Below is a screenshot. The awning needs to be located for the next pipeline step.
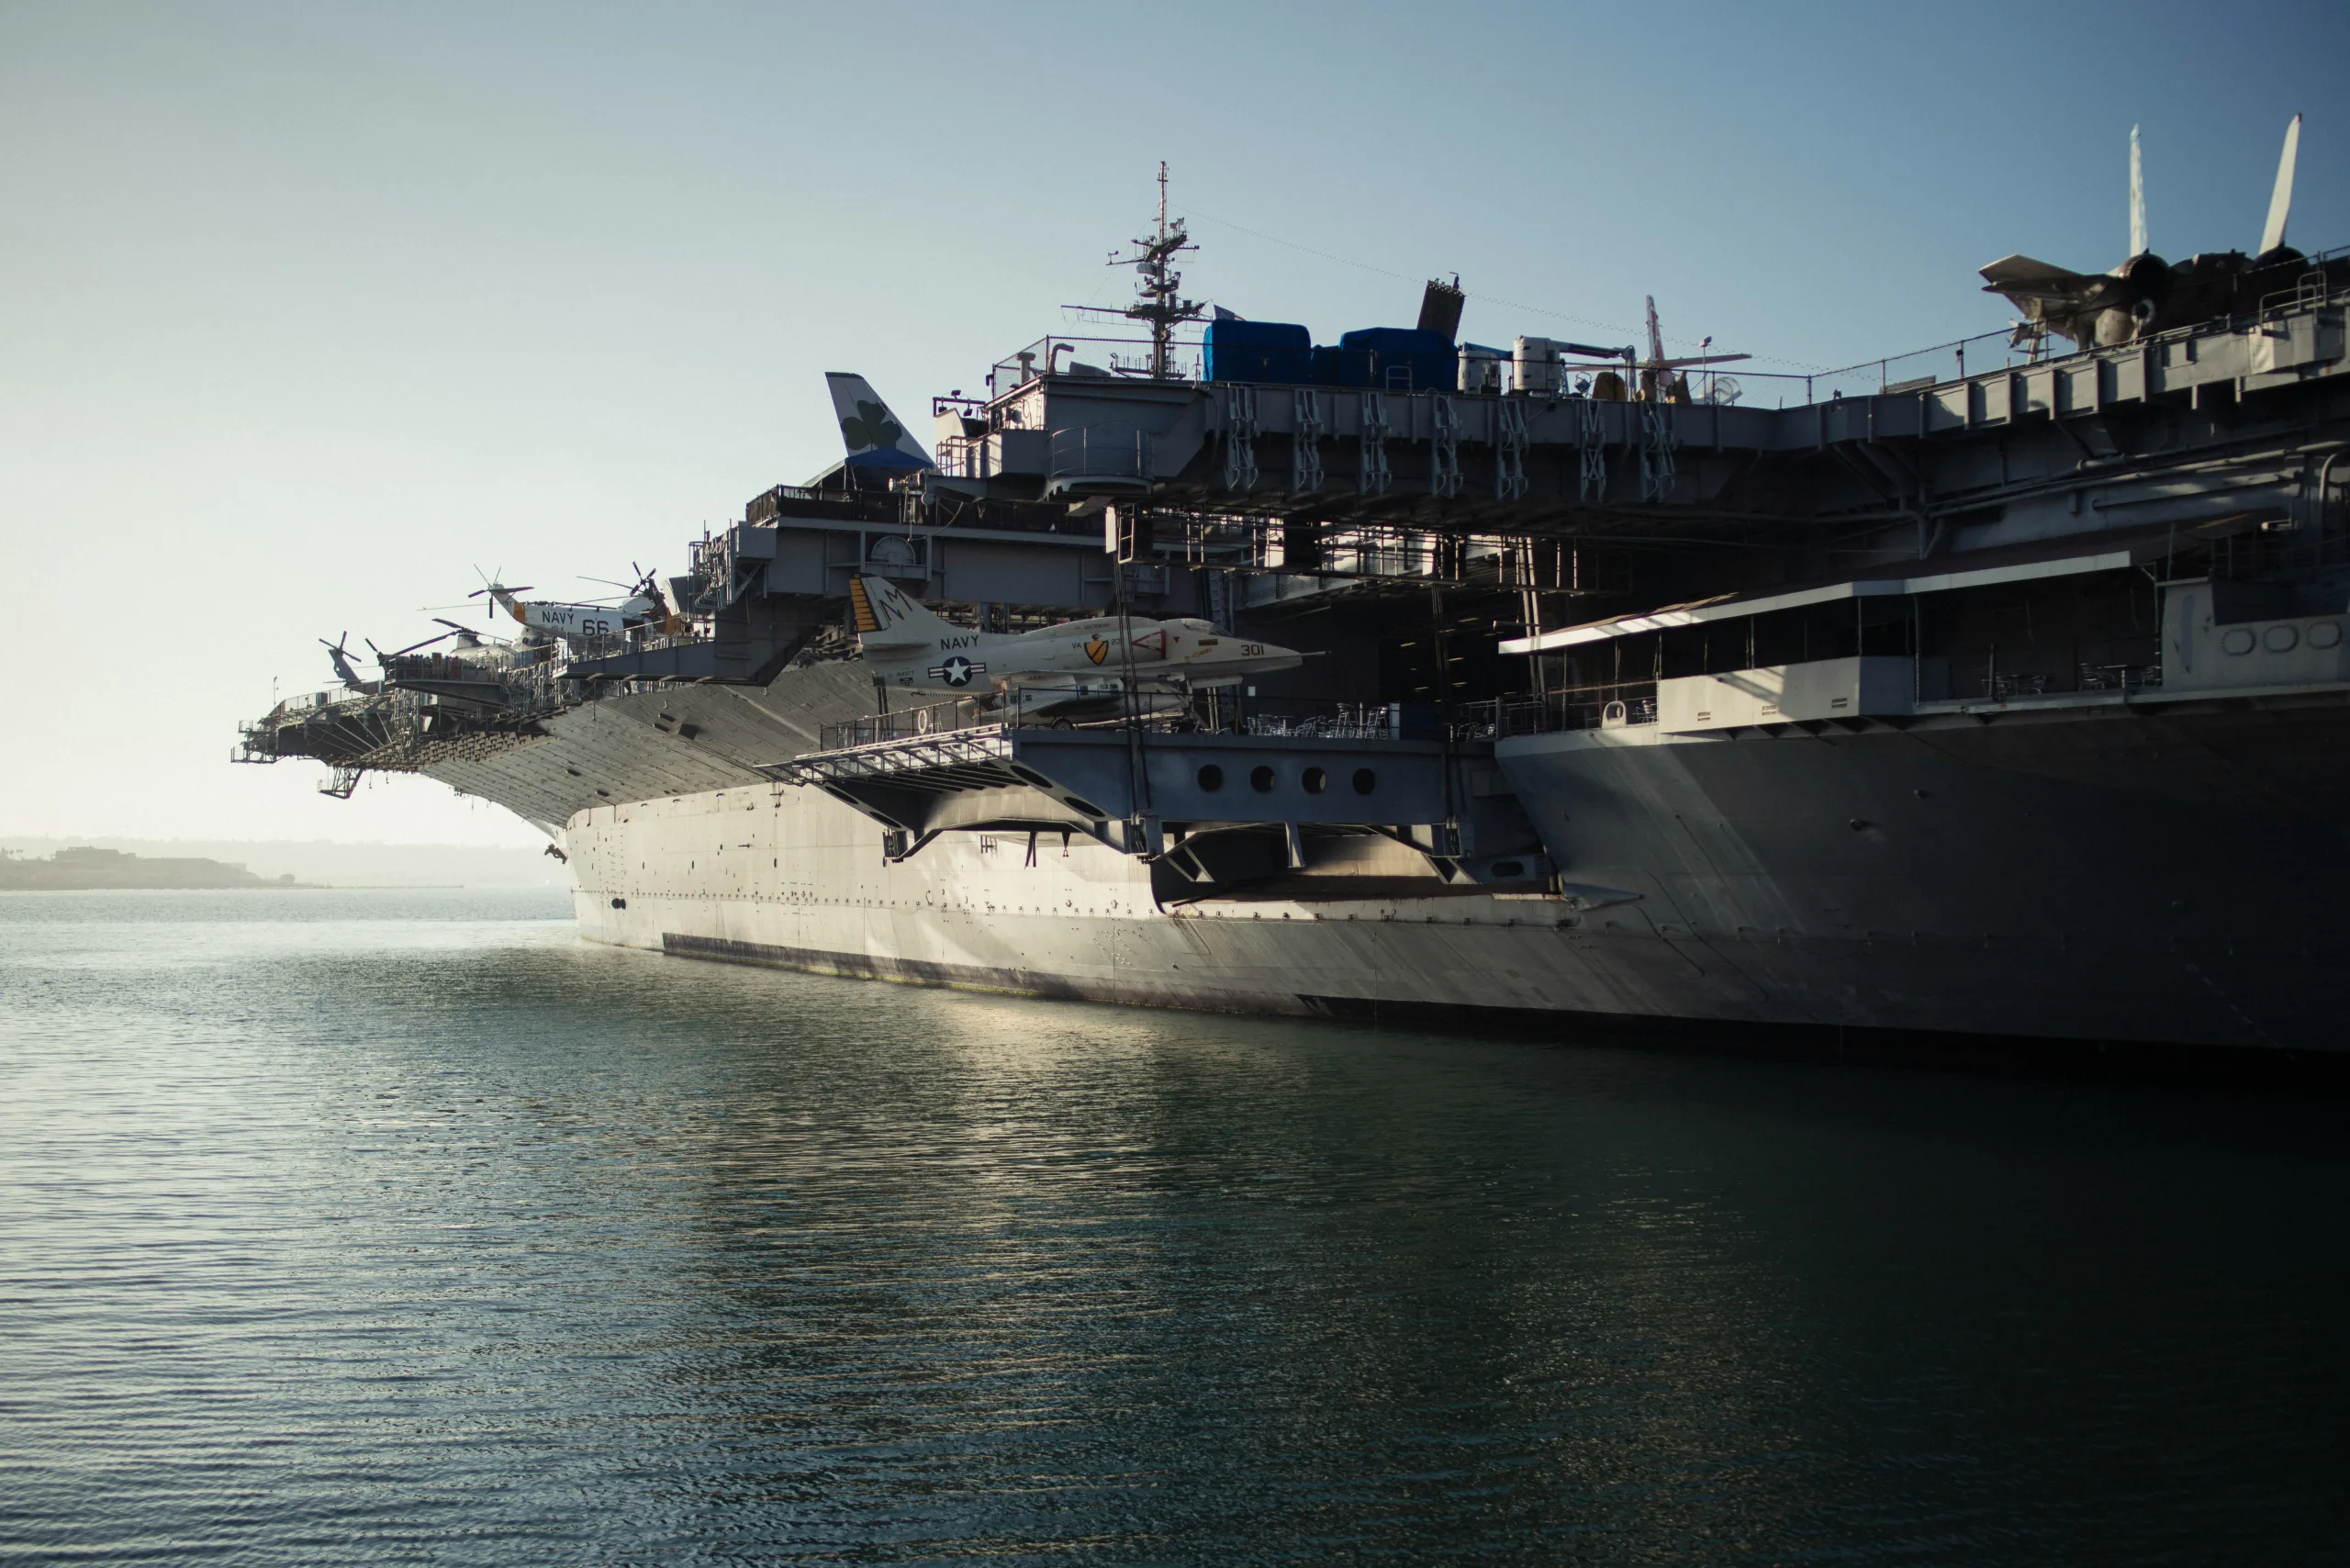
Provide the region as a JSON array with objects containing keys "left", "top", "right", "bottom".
[{"left": 1501, "top": 549, "right": 2136, "bottom": 655}]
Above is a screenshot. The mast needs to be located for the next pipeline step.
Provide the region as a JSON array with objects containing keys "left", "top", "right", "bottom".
[{"left": 1112, "top": 162, "right": 1203, "bottom": 379}]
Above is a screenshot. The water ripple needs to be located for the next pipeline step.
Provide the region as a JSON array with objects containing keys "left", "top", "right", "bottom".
[{"left": 2, "top": 889, "right": 2345, "bottom": 1564}]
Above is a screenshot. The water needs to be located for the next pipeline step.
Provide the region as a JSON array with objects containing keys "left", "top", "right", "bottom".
[{"left": 4, "top": 890, "right": 2346, "bottom": 1565}]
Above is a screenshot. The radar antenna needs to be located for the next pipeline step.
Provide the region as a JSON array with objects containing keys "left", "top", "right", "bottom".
[{"left": 1109, "top": 162, "right": 1204, "bottom": 379}]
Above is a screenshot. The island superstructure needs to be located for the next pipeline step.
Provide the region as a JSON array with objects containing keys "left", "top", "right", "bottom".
[{"left": 239, "top": 141, "right": 2350, "bottom": 1057}]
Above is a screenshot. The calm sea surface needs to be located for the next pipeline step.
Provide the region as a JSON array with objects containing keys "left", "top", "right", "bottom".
[{"left": 3, "top": 889, "right": 2346, "bottom": 1565}]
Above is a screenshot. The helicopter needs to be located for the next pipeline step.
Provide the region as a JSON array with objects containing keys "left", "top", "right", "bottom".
[
  {"left": 465, "top": 564, "right": 686, "bottom": 642},
  {"left": 319, "top": 624, "right": 487, "bottom": 689}
]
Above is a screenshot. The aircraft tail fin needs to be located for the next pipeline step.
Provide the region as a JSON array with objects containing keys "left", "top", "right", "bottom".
[
  {"left": 826, "top": 374, "right": 934, "bottom": 469},
  {"left": 2261, "top": 112, "right": 2300, "bottom": 256},
  {"left": 2130, "top": 124, "right": 2147, "bottom": 257},
  {"left": 848, "top": 575, "right": 956, "bottom": 647}
]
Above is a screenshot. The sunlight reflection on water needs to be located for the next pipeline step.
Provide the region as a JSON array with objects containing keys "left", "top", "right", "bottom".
[{"left": 3, "top": 889, "right": 2345, "bottom": 1565}]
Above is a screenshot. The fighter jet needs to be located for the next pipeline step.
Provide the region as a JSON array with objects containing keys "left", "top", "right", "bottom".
[
  {"left": 847, "top": 575, "right": 1303, "bottom": 699},
  {"left": 1981, "top": 115, "right": 2335, "bottom": 351}
]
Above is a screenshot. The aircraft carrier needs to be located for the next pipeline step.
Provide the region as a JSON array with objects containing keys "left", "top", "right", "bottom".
[{"left": 240, "top": 142, "right": 2350, "bottom": 1059}]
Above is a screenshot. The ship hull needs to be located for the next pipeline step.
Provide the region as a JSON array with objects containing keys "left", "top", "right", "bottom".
[{"left": 560, "top": 689, "right": 2350, "bottom": 1055}]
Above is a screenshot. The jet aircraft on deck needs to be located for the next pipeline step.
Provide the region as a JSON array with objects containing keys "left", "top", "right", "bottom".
[
  {"left": 1980, "top": 115, "right": 2335, "bottom": 351},
  {"left": 847, "top": 575, "right": 1303, "bottom": 700}
]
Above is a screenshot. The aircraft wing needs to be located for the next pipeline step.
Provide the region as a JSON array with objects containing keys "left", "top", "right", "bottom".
[{"left": 1977, "top": 255, "right": 2109, "bottom": 301}]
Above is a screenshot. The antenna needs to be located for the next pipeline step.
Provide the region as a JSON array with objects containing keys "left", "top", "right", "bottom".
[
  {"left": 2130, "top": 124, "right": 2147, "bottom": 257},
  {"left": 1109, "top": 161, "right": 1204, "bottom": 378},
  {"left": 2261, "top": 112, "right": 2301, "bottom": 256}
]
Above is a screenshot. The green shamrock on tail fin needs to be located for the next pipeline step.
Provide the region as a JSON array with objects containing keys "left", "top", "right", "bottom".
[{"left": 840, "top": 400, "right": 903, "bottom": 453}]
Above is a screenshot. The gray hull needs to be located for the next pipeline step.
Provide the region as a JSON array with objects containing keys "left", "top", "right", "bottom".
[
  {"left": 549, "top": 687, "right": 2350, "bottom": 1055},
  {"left": 1496, "top": 695, "right": 2350, "bottom": 1051}
]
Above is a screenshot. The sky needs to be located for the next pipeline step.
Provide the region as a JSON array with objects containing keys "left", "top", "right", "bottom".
[{"left": 5, "top": 0, "right": 2346, "bottom": 845}]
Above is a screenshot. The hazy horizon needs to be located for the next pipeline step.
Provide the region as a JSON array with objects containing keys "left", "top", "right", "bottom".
[
  {"left": 6, "top": 0, "right": 2345, "bottom": 845},
  {"left": 1, "top": 835, "right": 571, "bottom": 886}
]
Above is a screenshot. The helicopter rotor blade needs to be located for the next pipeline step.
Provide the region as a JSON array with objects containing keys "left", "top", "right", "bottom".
[
  {"left": 386, "top": 631, "right": 457, "bottom": 657},
  {"left": 1647, "top": 353, "right": 1751, "bottom": 369}
]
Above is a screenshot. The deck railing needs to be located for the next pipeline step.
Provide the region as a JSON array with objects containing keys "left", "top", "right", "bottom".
[
  {"left": 1472, "top": 685, "right": 1662, "bottom": 737},
  {"left": 815, "top": 688, "right": 1504, "bottom": 754}
]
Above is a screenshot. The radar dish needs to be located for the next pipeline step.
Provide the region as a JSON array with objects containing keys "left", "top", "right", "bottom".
[{"left": 1702, "top": 376, "right": 1743, "bottom": 406}]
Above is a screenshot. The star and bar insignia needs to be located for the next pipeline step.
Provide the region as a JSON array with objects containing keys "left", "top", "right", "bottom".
[{"left": 928, "top": 655, "right": 986, "bottom": 687}]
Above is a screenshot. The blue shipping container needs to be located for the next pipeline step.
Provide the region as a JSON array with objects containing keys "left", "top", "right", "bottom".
[
  {"left": 1203, "top": 319, "right": 1314, "bottom": 383},
  {"left": 1312, "top": 345, "right": 1365, "bottom": 387},
  {"left": 1336, "top": 328, "right": 1456, "bottom": 393}
]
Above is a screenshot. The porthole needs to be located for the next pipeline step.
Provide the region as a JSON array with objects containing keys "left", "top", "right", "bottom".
[
  {"left": 2311, "top": 622, "right": 2343, "bottom": 649},
  {"left": 1196, "top": 764, "right": 1224, "bottom": 791},
  {"left": 1303, "top": 767, "right": 1327, "bottom": 794},
  {"left": 1250, "top": 765, "right": 1276, "bottom": 793},
  {"left": 2265, "top": 624, "right": 2300, "bottom": 653},
  {"left": 1490, "top": 859, "right": 1525, "bottom": 878},
  {"left": 1353, "top": 767, "right": 1377, "bottom": 795},
  {"left": 2221, "top": 628, "right": 2256, "bottom": 655}
]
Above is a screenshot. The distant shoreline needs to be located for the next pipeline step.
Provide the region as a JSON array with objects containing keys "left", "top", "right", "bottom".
[
  {"left": 0, "top": 884, "right": 554, "bottom": 892},
  {"left": 0, "top": 841, "right": 571, "bottom": 891}
]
